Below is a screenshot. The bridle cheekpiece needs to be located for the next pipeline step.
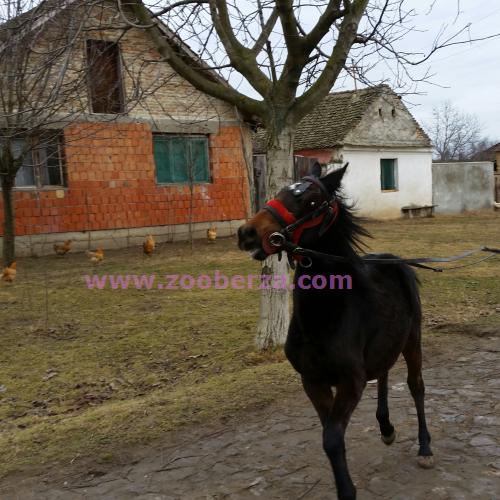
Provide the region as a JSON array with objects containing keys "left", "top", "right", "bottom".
[{"left": 263, "top": 175, "right": 339, "bottom": 267}]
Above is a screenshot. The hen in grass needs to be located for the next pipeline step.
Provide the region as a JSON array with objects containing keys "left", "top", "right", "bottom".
[
  {"left": 86, "top": 248, "right": 104, "bottom": 264},
  {"left": 143, "top": 234, "right": 155, "bottom": 256},
  {"left": 54, "top": 240, "right": 72, "bottom": 256},
  {"left": 207, "top": 226, "right": 217, "bottom": 243},
  {"left": 1, "top": 261, "right": 16, "bottom": 282}
]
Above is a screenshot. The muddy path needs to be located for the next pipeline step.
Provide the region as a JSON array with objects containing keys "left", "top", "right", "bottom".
[{"left": 1, "top": 327, "right": 499, "bottom": 500}]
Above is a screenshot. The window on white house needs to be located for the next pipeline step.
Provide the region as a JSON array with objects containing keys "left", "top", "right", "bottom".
[
  {"left": 380, "top": 158, "right": 398, "bottom": 191},
  {"left": 13, "top": 135, "right": 65, "bottom": 188}
]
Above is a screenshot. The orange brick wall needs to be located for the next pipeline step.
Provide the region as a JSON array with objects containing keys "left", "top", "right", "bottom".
[{"left": 0, "top": 122, "right": 251, "bottom": 236}]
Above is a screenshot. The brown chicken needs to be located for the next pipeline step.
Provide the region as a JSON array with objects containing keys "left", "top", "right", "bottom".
[
  {"left": 54, "top": 239, "right": 72, "bottom": 256},
  {"left": 1, "top": 261, "right": 17, "bottom": 282},
  {"left": 207, "top": 226, "right": 217, "bottom": 243},
  {"left": 143, "top": 234, "right": 155, "bottom": 256},
  {"left": 86, "top": 248, "right": 104, "bottom": 264}
]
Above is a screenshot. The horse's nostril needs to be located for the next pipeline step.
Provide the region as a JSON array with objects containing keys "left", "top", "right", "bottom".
[{"left": 238, "top": 224, "right": 258, "bottom": 249}]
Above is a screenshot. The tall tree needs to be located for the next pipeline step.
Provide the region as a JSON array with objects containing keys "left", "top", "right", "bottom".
[
  {"left": 427, "top": 101, "right": 483, "bottom": 161},
  {"left": 0, "top": 0, "right": 108, "bottom": 265},
  {"left": 0, "top": 0, "right": 169, "bottom": 265},
  {"left": 123, "top": 0, "right": 500, "bottom": 348}
]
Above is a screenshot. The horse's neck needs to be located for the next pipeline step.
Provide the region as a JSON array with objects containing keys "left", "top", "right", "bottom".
[{"left": 316, "top": 220, "right": 361, "bottom": 263}]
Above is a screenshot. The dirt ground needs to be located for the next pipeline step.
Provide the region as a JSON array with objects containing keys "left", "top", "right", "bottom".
[{"left": 2, "top": 325, "right": 499, "bottom": 500}]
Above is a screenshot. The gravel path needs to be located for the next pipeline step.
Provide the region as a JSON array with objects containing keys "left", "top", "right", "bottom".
[{"left": 2, "top": 329, "right": 499, "bottom": 500}]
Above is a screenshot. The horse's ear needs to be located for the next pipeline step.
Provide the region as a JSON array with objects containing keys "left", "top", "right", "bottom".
[
  {"left": 320, "top": 162, "right": 349, "bottom": 192},
  {"left": 309, "top": 161, "right": 322, "bottom": 178}
]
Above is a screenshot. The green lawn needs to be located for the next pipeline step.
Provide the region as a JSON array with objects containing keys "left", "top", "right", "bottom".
[{"left": 0, "top": 213, "right": 498, "bottom": 478}]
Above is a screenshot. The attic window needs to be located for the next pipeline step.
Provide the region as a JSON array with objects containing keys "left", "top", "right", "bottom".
[
  {"left": 391, "top": 108, "right": 396, "bottom": 117},
  {"left": 86, "top": 40, "right": 124, "bottom": 114}
]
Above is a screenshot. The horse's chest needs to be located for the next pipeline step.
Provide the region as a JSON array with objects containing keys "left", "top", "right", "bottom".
[{"left": 284, "top": 333, "right": 346, "bottom": 384}]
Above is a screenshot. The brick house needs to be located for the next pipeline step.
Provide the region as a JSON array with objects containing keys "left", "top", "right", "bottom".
[{"left": 0, "top": 1, "right": 252, "bottom": 257}]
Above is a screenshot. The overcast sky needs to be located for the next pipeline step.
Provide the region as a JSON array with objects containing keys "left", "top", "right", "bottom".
[
  {"left": 359, "top": 0, "right": 500, "bottom": 141},
  {"left": 220, "top": 1, "right": 500, "bottom": 141}
]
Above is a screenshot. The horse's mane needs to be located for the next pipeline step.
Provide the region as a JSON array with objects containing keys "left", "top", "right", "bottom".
[{"left": 331, "top": 192, "right": 371, "bottom": 255}]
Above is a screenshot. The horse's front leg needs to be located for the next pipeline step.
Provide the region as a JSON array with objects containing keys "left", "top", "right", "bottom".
[{"left": 302, "top": 377, "right": 365, "bottom": 500}]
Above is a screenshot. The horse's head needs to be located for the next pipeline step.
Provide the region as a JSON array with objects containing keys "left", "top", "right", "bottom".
[{"left": 238, "top": 162, "right": 348, "bottom": 260}]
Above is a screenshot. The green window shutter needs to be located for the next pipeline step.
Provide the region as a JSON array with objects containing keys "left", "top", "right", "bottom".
[
  {"left": 190, "top": 137, "right": 210, "bottom": 182},
  {"left": 153, "top": 136, "right": 171, "bottom": 183},
  {"left": 153, "top": 135, "right": 210, "bottom": 184},
  {"left": 170, "top": 137, "right": 189, "bottom": 183},
  {"left": 380, "top": 159, "right": 396, "bottom": 190}
]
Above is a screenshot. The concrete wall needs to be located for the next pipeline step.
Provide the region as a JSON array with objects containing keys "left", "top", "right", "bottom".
[
  {"left": 432, "top": 162, "right": 494, "bottom": 214},
  {"left": 335, "top": 147, "right": 433, "bottom": 219},
  {"left": 2, "top": 219, "right": 245, "bottom": 257}
]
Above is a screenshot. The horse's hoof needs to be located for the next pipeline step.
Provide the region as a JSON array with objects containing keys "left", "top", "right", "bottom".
[
  {"left": 381, "top": 430, "right": 396, "bottom": 445},
  {"left": 417, "top": 455, "right": 435, "bottom": 469}
]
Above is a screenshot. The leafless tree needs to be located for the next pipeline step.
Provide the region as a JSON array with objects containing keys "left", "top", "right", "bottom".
[
  {"left": 0, "top": 0, "right": 181, "bottom": 265},
  {"left": 119, "top": 0, "right": 500, "bottom": 348},
  {"left": 466, "top": 137, "right": 497, "bottom": 162},
  {"left": 426, "top": 101, "right": 484, "bottom": 161}
]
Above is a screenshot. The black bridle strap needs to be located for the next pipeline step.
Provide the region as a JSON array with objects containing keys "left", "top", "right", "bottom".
[{"left": 279, "top": 241, "right": 500, "bottom": 272}]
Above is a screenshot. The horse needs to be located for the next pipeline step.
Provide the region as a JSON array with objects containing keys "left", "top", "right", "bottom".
[{"left": 237, "top": 163, "right": 434, "bottom": 500}]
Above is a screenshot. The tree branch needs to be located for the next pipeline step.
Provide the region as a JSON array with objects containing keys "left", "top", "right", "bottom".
[
  {"left": 127, "top": 0, "right": 265, "bottom": 120},
  {"left": 290, "top": 0, "right": 369, "bottom": 123}
]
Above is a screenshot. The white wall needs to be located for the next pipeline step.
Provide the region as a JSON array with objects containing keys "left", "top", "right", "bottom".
[{"left": 335, "top": 147, "right": 433, "bottom": 218}]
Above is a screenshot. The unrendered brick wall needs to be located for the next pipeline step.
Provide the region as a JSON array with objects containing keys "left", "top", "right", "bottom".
[{"left": 0, "top": 122, "right": 251, "bottom": 237}]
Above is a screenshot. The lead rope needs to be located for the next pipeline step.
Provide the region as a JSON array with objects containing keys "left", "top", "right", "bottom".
[{"left": 270, "top": 237, "right": 500, "bottom": 272}]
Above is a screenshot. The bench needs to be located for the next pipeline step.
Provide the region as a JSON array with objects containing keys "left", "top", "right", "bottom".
[{"left": 401, "top": 204, "right": 437, "bottom": 219}]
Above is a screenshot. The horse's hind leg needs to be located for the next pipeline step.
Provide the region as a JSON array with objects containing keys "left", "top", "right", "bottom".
[
  {"left": 403, "top": 340, "right": 434, "bottom": 469},
  {"left": 376, "top": 372, "right": 396, "bottom": 445}
]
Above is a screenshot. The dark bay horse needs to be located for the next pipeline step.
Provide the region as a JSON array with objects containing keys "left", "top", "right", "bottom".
[{"left": 237, "top": 163, "right": 434, "bottom": 500}]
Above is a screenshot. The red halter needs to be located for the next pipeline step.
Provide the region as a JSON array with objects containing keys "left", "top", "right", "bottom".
[{"left": 265, "top": 198, "right": 339, "bottom": 245}]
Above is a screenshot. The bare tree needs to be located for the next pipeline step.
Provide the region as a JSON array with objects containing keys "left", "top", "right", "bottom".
[
  {"left": 426, "top": 101, "right": 483, "bottom": 161},
  {"left": 118, "top": 0, "right": 500, "bottom": 348},
  {"left": 467, "top": 137, "right": 497, "bottom": 162},
  {"left": 0, "top": 0, "right": 178, "bottom": 265}
]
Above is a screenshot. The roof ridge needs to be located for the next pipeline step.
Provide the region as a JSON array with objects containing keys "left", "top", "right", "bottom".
[{"left": 327, "top": 84, "right": 391, "bottom": 97}]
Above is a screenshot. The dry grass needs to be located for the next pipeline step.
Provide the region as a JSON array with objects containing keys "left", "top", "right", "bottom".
[{"left": 0, "top": 213, "right": 498, "bottom": 479}]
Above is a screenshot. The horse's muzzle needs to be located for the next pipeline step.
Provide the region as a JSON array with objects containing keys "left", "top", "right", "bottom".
[{"left": 237, "top": 223, "right": 268, "bottom": 260}]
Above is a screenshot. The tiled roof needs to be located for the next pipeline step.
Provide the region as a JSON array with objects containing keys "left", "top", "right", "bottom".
[{"left": 253, "top": 85, "right": 430, "bottom": 153}]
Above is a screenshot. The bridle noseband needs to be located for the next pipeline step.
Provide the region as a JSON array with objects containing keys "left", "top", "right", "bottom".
[{"left": 263, "top": 175, "right": 339, "bottom": 267}]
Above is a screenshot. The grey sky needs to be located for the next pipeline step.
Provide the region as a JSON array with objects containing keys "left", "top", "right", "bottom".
[
  {"left": 222, "top": 1, "right": 500, "bottom": 141},
  {"left": 363, "top": 0, "right": 500, "bottom": 141}
]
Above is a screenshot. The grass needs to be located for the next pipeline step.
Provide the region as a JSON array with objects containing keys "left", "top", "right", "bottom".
[{"left": 0, "top": 213, "right": 499, "bottom": 479}]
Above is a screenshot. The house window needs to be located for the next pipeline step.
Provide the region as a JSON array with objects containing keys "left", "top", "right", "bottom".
[
  {"left": 380, "top": 158, "right": 397, "bottom": 191},
  {"left": 12, "top": 135, "right": 65, "bottom": 188},
  {"left": 86, "top": 39, "right": 124, "bottom": 114},
  {"left": 153, "top": 135, "right": 210, "bottom": 184}
]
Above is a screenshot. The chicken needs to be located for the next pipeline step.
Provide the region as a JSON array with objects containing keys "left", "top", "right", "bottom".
[
  {"left": 86, "top": 248, "right": 104, "bottom": 264},
  {"left": 143, "top": 234, "right": 155, "bottom": 256},
  {"left": 207, "top": 225, "right": 217, "bottom": 243},
  {"left": 54, "top": 239, "right": 72, "bottom": 256},
  {"left": 1, "top": 261, "right": 16, "bottom": 282}
]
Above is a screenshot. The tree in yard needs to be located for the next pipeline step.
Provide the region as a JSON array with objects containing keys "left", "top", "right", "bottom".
[
  {"left": 119, "top": 0, "right": 500, "bottom": 348},
  {"left": 426, "top": 101, "right": 484, "bottom": 161},
  {"left": 0, "top": 0, "right": 176, "bottom": 265},
  {"left": 0, "top": 0, "right": 108, "bottom": 265}
]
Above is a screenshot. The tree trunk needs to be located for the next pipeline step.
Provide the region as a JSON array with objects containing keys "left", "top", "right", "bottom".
[
  {"left": 256, "top": 126, "right": 295, "bottom": 349},
  {"left": 1, "top": 174, "right": 15, "bottom": 266}
]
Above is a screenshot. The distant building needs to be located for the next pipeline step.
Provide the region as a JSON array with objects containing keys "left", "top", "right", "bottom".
[{"left": 253, "top": 85, "right": 433, "bottom": 218}]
